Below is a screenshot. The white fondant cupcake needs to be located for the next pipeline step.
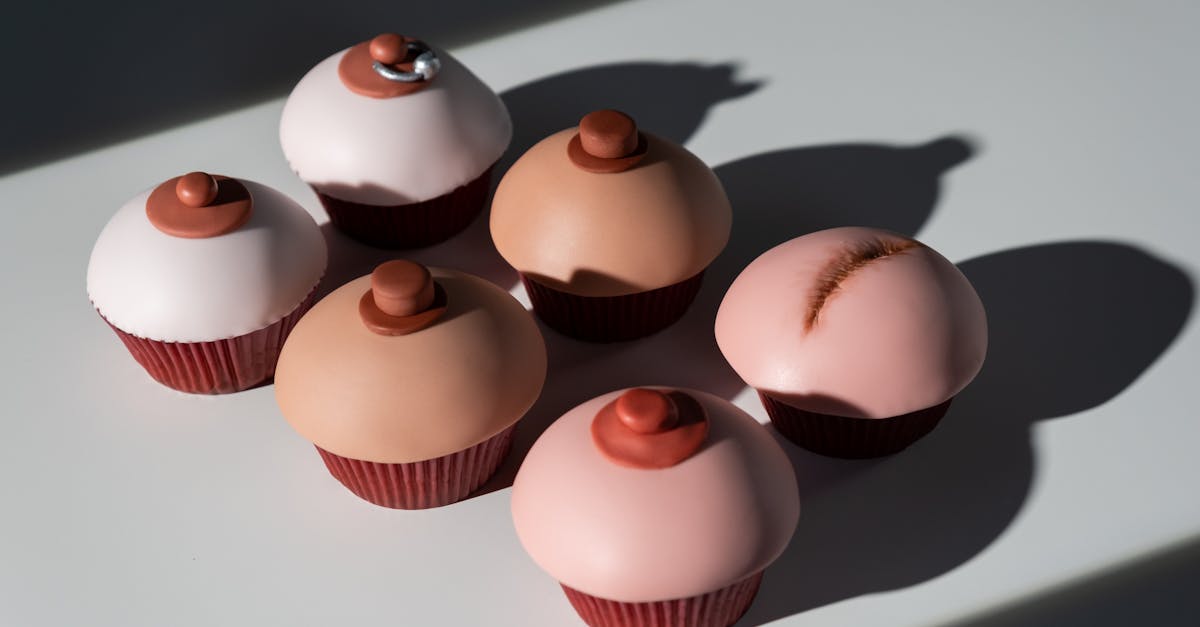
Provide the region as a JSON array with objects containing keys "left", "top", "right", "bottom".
[
  {"left": 87, "top": 172, "right": 327, "bottom": 394},
  {"left": 280, "top": 33, "right": 511, "bottom": 249}
]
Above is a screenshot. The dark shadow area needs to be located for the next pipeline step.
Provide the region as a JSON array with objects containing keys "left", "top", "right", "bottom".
[
  {"left": 500, "top": 61, "right": 761, "bottom": 170},
  {"left": 715, "top": 138, "right": 972, "bottom": 242},
  {"left": 480, "top": 136, "right": 972, "bottom": 494},
  {"left": 739, "top": 241, "right": 1194, "bottom": 625},
  {"left": 318, "top": 204, "right": 517, "bottom": 299},
  {"left": 948, "top": 535, "right": 1200, "bottom": 627},
  {"left": 1, "top": 0, "right": 621, "bottom": 175}
]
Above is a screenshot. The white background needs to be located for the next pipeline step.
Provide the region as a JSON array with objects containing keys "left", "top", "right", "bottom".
[{"left": 2, "top": 1, "right": 1198, "bottom": 625}]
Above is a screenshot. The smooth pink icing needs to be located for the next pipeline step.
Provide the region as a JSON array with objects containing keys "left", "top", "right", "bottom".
[
  {"left": 511, "top": 388, "right": 799, "bottom": 603},
  {"left": 715, "top": 227, "right": 987, "bottom": 419}
]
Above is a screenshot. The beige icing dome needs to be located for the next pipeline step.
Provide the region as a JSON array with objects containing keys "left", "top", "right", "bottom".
[
  {"left": 490, "top": 110, "right": 732, "bottom": 297},
  {"left": 274, "top": 263, "right": 547, "bottom": 463}
]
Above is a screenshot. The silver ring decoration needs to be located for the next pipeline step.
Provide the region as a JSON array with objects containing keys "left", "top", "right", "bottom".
[{"left": 372, "top": 41, "right": 441, "bottom": 82}]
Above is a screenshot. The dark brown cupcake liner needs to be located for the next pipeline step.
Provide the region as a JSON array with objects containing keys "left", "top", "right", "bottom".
[
  {"left": 102, "top": 286, "right": 318, "bottom": 395},
  {"left": 759, "top": 391, "right": 952, "bottom": 459},
  {"left": 315, "top": 423, "right": 516, "bottom": 509},
  {"left": 522, "top": 271, "right": 705, "bottom": 342},
  {"left": 316, "top": 165, "right": 494, "bottom": 249},
  {"left": 561, "top": 571, "right": 763, "bottom": 627}
]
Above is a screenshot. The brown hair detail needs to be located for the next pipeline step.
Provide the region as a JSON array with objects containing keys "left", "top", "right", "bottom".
[{"left": 806, "top": 236, "right": 923, "bottom": 330}]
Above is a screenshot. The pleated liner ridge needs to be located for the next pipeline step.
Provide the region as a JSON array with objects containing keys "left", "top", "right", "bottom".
[
  {"left": 102, "top": 286, "right": 319, "bottom": 395},
  {"left": 315, "top": 423, "right": 517, "bottom": 509},
  {"left": 759, "top": 392, "right": 952, "bottom": 459},
  {"left": 522, "top": 271, "right": 705, "bottom": 342},
  {"left": 316, "top": 166, "right": 493, "bottom": 249},
  {"left": 561, "top": 571, "right": 764, "bottom": 627}
]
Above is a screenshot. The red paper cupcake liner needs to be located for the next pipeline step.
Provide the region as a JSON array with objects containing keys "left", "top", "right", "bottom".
[
  {"left": 315, "top": 423, "right": 516, "bottom": 509},
  {"left": 316, "top": 166, "right": 494, "bottom": 249},
  {"left": 102, "top": 286, "right": 318, "bottom": 395},
  {"left": 522, "top": 271, "right": 705, "bottom": 343},
  {"left": 759, "top": 392, "right": 952, "bottom": 459},
  {"left": 561, "top": 571, "right": 764, "bottom": 627}
]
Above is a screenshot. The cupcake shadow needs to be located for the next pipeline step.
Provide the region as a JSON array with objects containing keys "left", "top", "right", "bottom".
[
  {"left": 500, "top": 61, "right": 762, "bottom": 167},
  {"left": 714, "top": 137, "right": 972, "bottom": 241},
  {"left": 317, "top": 195, "right": 517, "bottom": 296},
  {"left": 738, "top": 240, "right": 1195, "bottom": 626},
  {"left": 479, "top": 136, "right": 975, "bottom": 494}
]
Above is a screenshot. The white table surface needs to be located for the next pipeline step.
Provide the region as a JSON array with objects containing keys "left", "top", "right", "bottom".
[{"left": 3, "top": 1, "right": 1198, "bottom": 625}]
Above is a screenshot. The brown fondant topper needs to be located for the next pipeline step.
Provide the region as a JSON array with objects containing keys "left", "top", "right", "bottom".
[
  {"left": 339, "top": 33, "right": 440, "bottom": 98},
  {"left": 358, "top": 259, "right": 447, "bottom": 336},
  {"left": 591, "top": 388, "right": 709, "bottom": 469},
  {"left": 145, "top": 172, "right": 252, "bottom": 239},
  {"left": 567, "top": 109, "right": 649, "bottom": 173},
  {"left": 490, "top": 111, "right": 732, "bottom": 298}
]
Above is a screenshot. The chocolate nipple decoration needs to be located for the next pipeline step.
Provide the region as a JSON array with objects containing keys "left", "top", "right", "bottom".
[
  {"left": 145, "top": 172, "right": 252, "bottom": 238},
  {"left": 591, "top": 388, "right": 709, "bottom": 469},
  {"left": 340, "top": 32, "right": 440, "bottom": 97},
  {"left": 568, "top": 110, "right": 649, "bottom": 173},
  {"left": 359, "top": 259, "right": 448, "bottom": 335}
]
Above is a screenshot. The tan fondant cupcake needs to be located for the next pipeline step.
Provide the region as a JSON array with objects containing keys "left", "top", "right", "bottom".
[
  {"left": 274, "top": 260, "right": 546, "bottom": 508},
  {"left": 490, "top": 109, "right": 732, "bottom": 342}
]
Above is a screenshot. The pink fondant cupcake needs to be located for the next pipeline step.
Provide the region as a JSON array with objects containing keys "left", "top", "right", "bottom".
[
  {"left": 490, "top": 109, "right": 732, "bottom": 342},
  {"left": 512, "top": 387, "right": 799, "bottom": 626},
  {"left": 280, "top": 33, "right": 511, "bottom": 249},
  {"left": 87, "top": 172, "right": 327, "bottom": 394},
  {"left": 715, "top": 227, "right": 988, "bottom": 458},
  {"left": 274, "top": 260, "right": 546, "bottom": 509}
]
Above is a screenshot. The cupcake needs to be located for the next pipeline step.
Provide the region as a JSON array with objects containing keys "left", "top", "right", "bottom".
[
  {"left": 512, "top": 387, "right": 798, "bottom": 626},
  {"left": 715, "top": 227, "right": 988, "bottom": 458},
  {"left": 490, "top": 109, "right": 732, "bottom": 342},
  {"left": 274, "top": 259, "right": 546, "bottom": 509},
  {"left": 87, "top": 171, "right": 327, "bottom": 394},
  {"left": 279, "top": 33, "right": 511, "bottom": 249}
]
